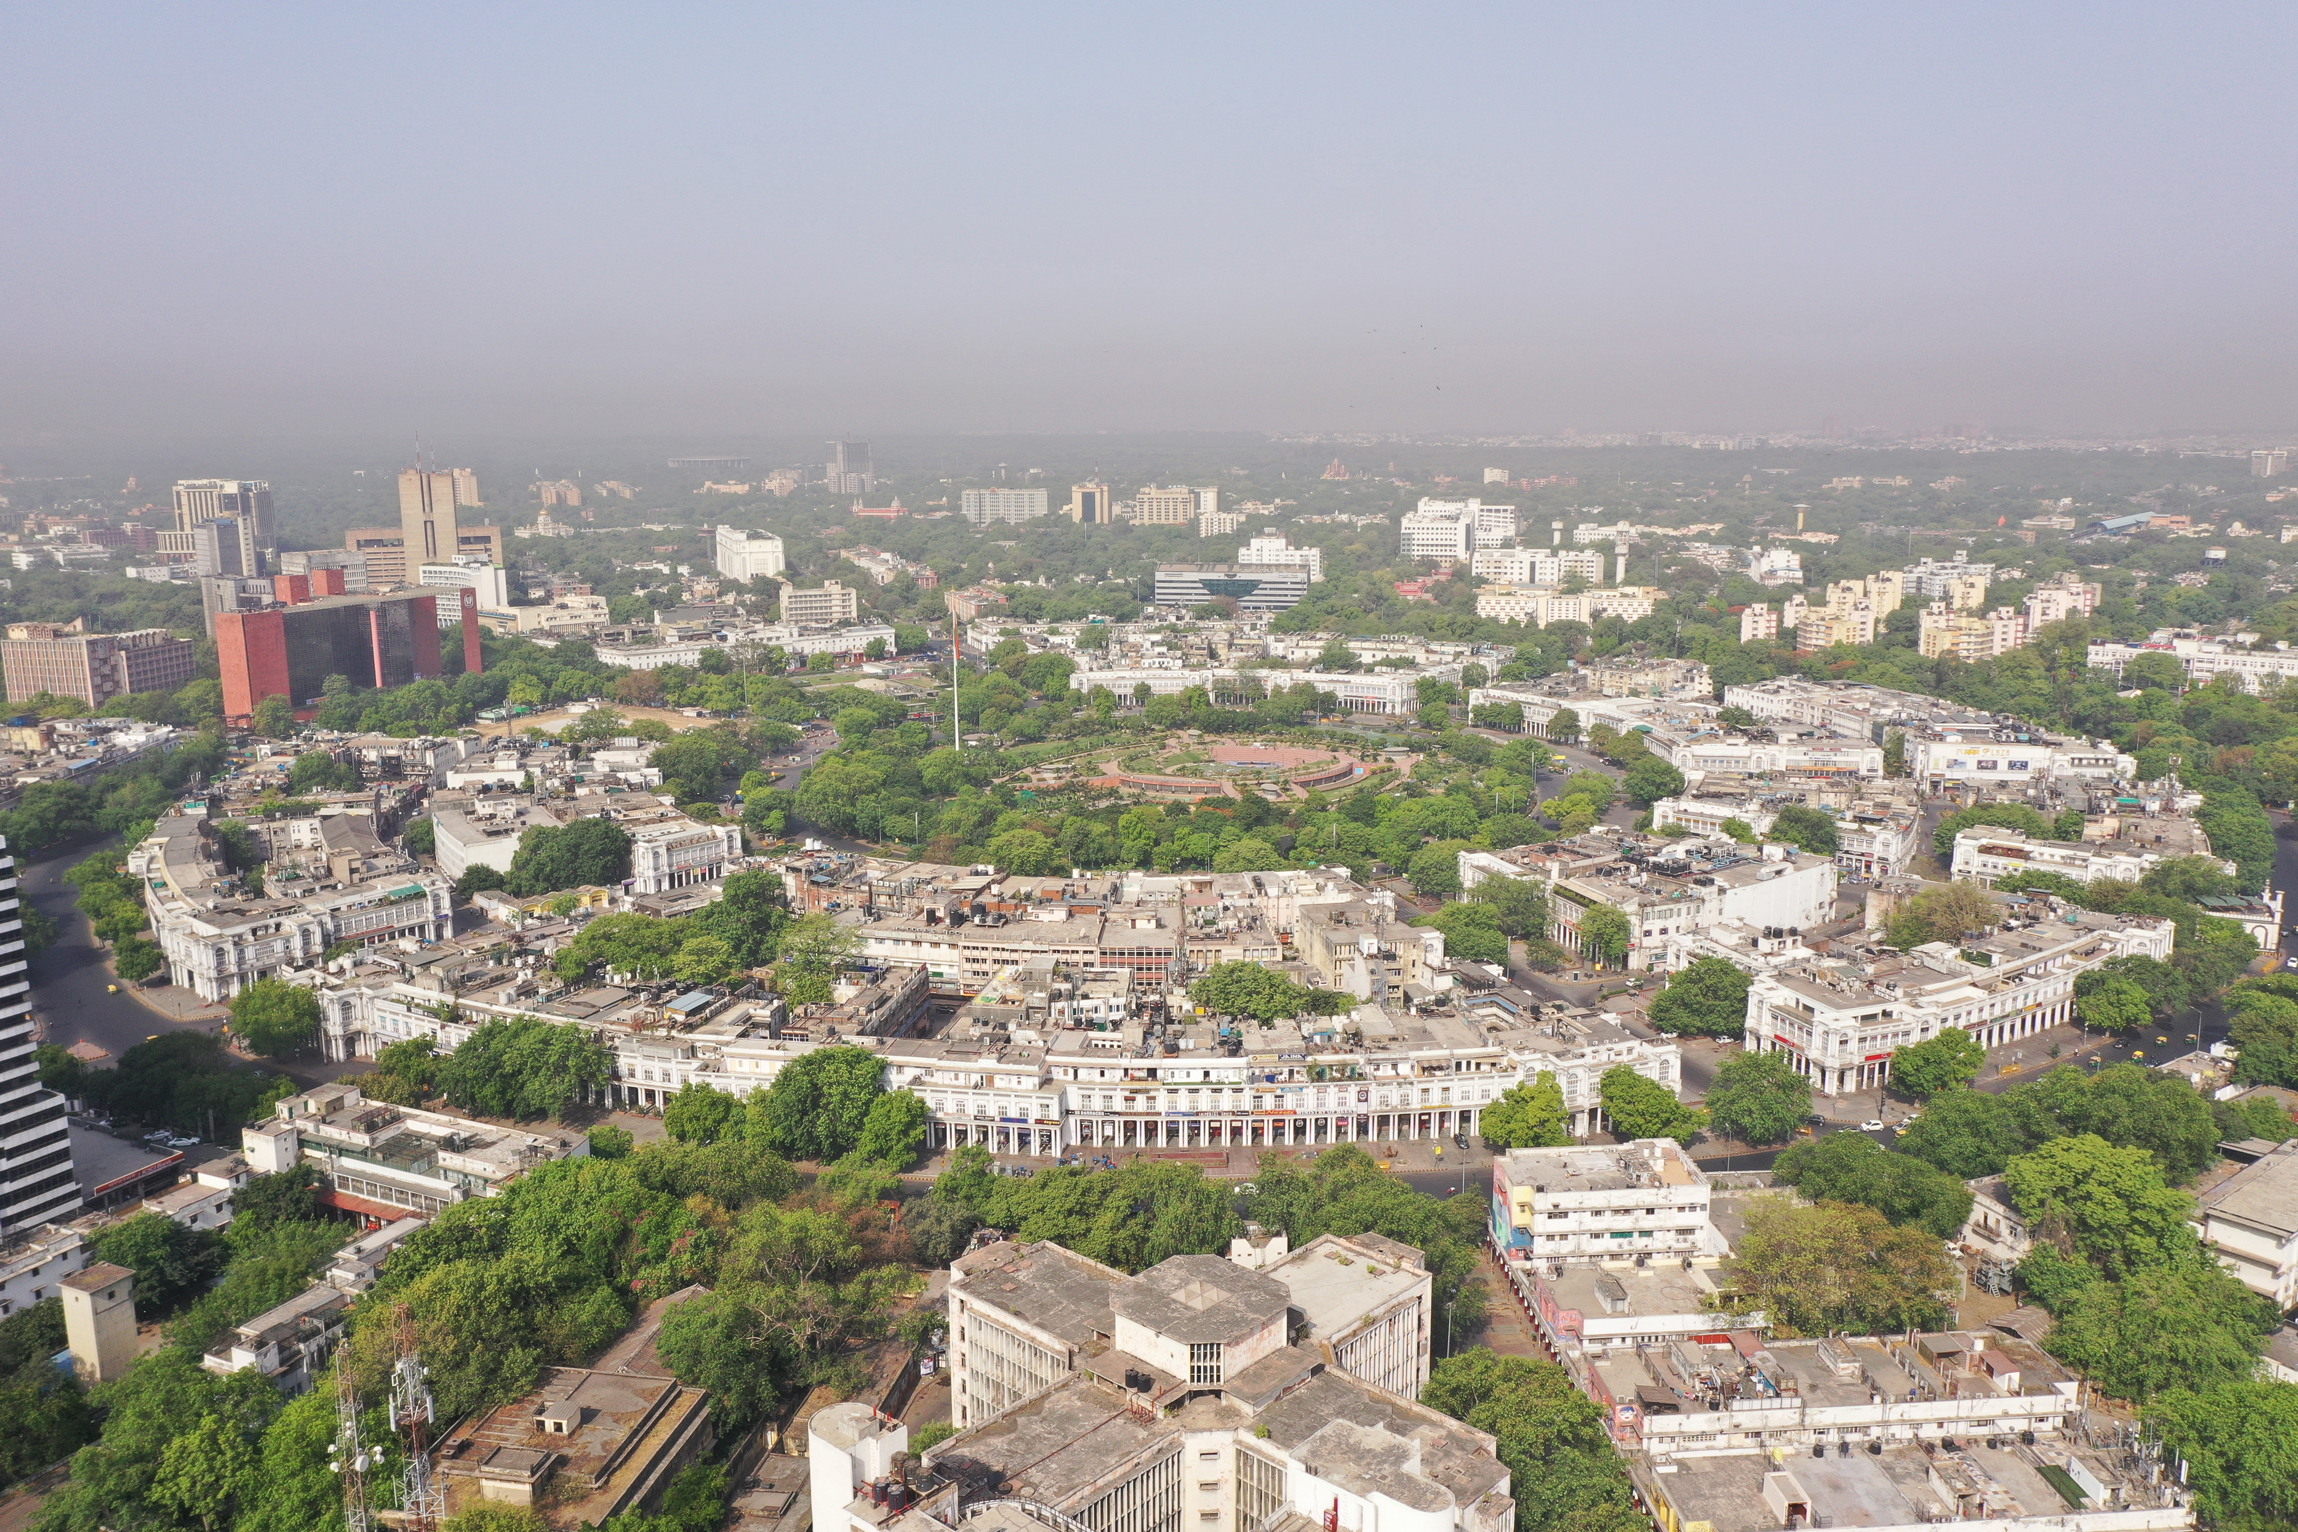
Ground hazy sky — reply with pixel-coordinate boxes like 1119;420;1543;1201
5;3;2294;441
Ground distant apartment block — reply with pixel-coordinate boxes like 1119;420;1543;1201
1197;504;1246;537
1152;564;1310;613
960;487;1050;526
2255;449;2288;478
1237;531;1323;581
826;440;874;495
1484;467;1510;484
1400;499;1480;561
1131;485;1199;527
1904;556;1995;604
533;478;583;507
1470;547;1605;584
1739;603;1779;642
2024;571;2102;627
1919;602;2027;662
167;479;275;571
713;527;786;584
0;624;196;708
1746;546;1803;587
1066;482;1113;525
780;581;861;626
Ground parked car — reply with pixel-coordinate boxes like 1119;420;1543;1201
1859;1120;1887;1132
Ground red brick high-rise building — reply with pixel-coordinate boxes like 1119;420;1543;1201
216;586;480;721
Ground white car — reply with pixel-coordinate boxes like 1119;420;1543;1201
1859;1120;1887;1132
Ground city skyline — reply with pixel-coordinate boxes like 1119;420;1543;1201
2;5;2294;444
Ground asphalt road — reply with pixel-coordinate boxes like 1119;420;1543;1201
20;835;214;1065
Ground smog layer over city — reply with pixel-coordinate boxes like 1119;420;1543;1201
0;8;2293;1532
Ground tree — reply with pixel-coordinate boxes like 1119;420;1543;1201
1414;902;1508;965
1892;1087;2027;1178
1314;638;1358;672
1546;708;1580;744
1481;1072;1569;1149
1620;754;1685;806
1189;962;1351;1023
435;1018;612;1120
672;934;740;987
2098;954;2189;1019
2045;1259;2277;1403
2003;1134;2195;1277
1407;840;1472;900
856;1090;929;1168
250;694;296;739
228;978;322;1059
1717;816;1757;844
2147;1380;2298;1530
1647;957;1750;1038
554;911;685;982
1771;1132;1974;1238
1888;1027;1985;1097
150;1411;262;1531
1467;874;1550;940
1706;1049;1811;1146
506;816;633;897
92;1211;223;1316
1577;905;1629;968
750;1045;884;1162
2074;970;2152;1032
905;1195;980;1266
1769;805;1839;855
1597;1067;1706;1146
1719;1197;1957;1336
664;1081;745;1144
775;912;861;1006
230;1165;321;1232
1885;880;2001;948
1419;1349;1641;1532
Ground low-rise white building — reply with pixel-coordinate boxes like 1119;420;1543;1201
2194;1139;2298;1309
1490;1138;1714;1266
132;814;453;1002
431;798;564;881
1742;904;2176;1096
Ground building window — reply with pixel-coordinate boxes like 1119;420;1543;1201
1236;1451;1285;1532
1189;1342;1223;1385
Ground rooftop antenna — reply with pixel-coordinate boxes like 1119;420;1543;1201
392;1306;446;1532
329;1364;374;1532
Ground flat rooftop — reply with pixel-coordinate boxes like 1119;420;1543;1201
1653;1436;2157;1532
1542;1263;1724;1325
1269;1235;1427;1344
2199;1141;2298;1239
952;1241;1127;1349
1113;1255;1290;1345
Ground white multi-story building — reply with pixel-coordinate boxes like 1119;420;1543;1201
1739;602;1778;641
605;797;745;895
2088;635;2298;695
1904;555;1997;602
242;1081;587;1220
1747;547;1802;586
0;834;76;1232
430;799;564;882
2194;1140;2298;1309
1400;500;1481;561
960;487;1051;525
712;526;786;583
1237;531;1324;581
1490;1139;1714;1266
1197;503;1246;537
1905;734;2133;786
132;814;453;1001
1665;734;1884;780
416;561;510;610
1949;825;2201;889
1130;484;1200;527
2024;571;2102;627
1469;547;1605;584
1471;501;1517;544
780;580;861;626
1742;904;2175;1096
1476;585;1659;627
1151;564;1311;612
948;1231;1434;1432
